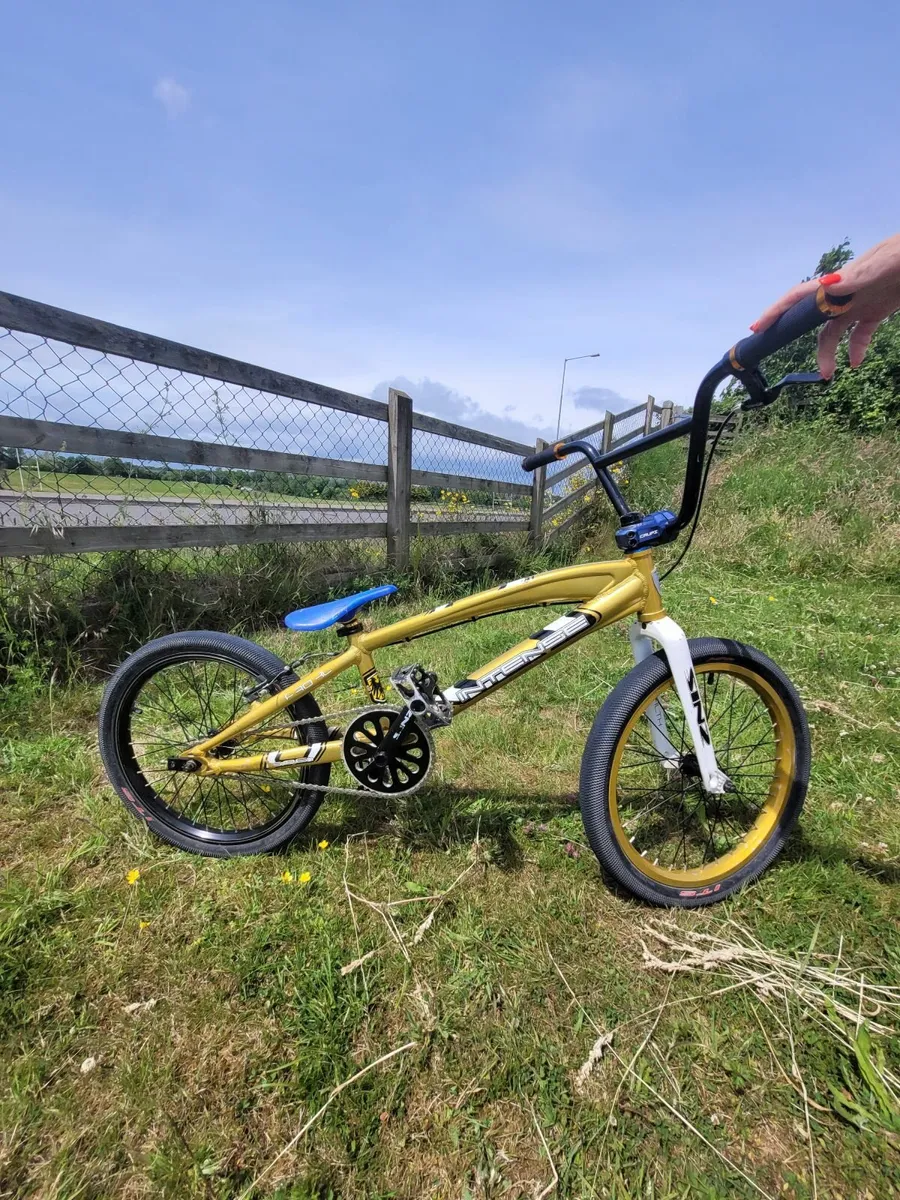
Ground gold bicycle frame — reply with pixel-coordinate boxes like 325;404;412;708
184;550;666;777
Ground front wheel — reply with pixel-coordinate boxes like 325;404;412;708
579;638;809;907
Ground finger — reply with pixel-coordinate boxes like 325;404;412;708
817;314;854;378
847;317;881;368
752;278;820;333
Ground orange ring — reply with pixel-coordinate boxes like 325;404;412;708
815;285;853;317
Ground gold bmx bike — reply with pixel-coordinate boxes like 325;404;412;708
99;284;853;906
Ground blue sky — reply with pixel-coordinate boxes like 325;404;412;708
2;0;898;443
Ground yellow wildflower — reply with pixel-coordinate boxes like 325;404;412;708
317;839;330;851
299;871;311;885
126;869;141;886
709;597;718;605
139;920;150;931
281;869;294;884
768;595;776;601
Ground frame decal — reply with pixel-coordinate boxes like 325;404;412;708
362;668;386;702
444;611;597;705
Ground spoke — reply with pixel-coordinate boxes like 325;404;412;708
234;777;256;829
673;790;693;870
132;736;187;750
721;704;768;749
645;704;687;753
622;793;682;829
725;675;736;761
726;769;782;779
221;780;242;831
163;772;190;814
633;714;684;758
153;671;200;740
223;668;247;731
617;782;680;797
729;761;776;780
703;804;719;864
726;738;777;773
207;660;225;724
199;660;221;732
620;748;670;765
179;662;213;733
706;686;754;738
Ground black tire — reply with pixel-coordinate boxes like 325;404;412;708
99;631;331;857
579;638;809;907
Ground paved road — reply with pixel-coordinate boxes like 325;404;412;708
0;490;526;528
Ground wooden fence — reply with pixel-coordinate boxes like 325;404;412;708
0;291;674;568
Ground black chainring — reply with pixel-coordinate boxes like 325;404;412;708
342;707;433;795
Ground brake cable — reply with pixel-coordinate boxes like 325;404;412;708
658;404;740;581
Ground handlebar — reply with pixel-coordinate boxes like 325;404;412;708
521;283;856;550
721;284;853;374
521;442;568;472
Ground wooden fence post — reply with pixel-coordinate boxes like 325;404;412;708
602;410;615;451
660;400;674;429
644;395;655;435
387;387;413;572
528;437;548;547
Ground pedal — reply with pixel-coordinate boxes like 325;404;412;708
390;664;452;728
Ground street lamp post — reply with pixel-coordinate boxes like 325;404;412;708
555;353;600;440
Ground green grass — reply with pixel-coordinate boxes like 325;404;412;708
4;469;526;515
1;418;899;1197
4;468;382;506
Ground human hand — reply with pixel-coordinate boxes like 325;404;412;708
751;234;900;378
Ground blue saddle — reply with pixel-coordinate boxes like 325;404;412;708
284;584;398;632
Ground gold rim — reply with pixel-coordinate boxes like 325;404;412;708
608;663;795;887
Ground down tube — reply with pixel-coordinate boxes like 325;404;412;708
444;574;645;711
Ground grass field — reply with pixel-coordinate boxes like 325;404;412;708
1;419;899;1198
2;469;375;507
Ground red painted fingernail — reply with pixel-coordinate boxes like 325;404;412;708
820;272;842;286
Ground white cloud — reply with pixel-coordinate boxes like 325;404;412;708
153;76;190;119
371;376;554;446
572;385;634;414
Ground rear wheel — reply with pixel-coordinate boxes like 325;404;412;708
579;638;809;906
99;631;331;856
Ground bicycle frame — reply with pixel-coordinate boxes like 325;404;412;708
182;549;729;795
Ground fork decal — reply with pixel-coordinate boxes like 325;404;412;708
687;669;711;745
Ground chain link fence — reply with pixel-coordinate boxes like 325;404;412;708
0;292;674;671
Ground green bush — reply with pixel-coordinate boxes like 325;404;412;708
727;239;900;430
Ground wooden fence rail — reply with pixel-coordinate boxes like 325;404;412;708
0;290;678;562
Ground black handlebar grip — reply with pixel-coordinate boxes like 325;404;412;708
521;442;567;471
724;285;854;374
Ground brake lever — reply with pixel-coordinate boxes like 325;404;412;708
767;370;827;396
736;368;773;411
740;370;828;411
